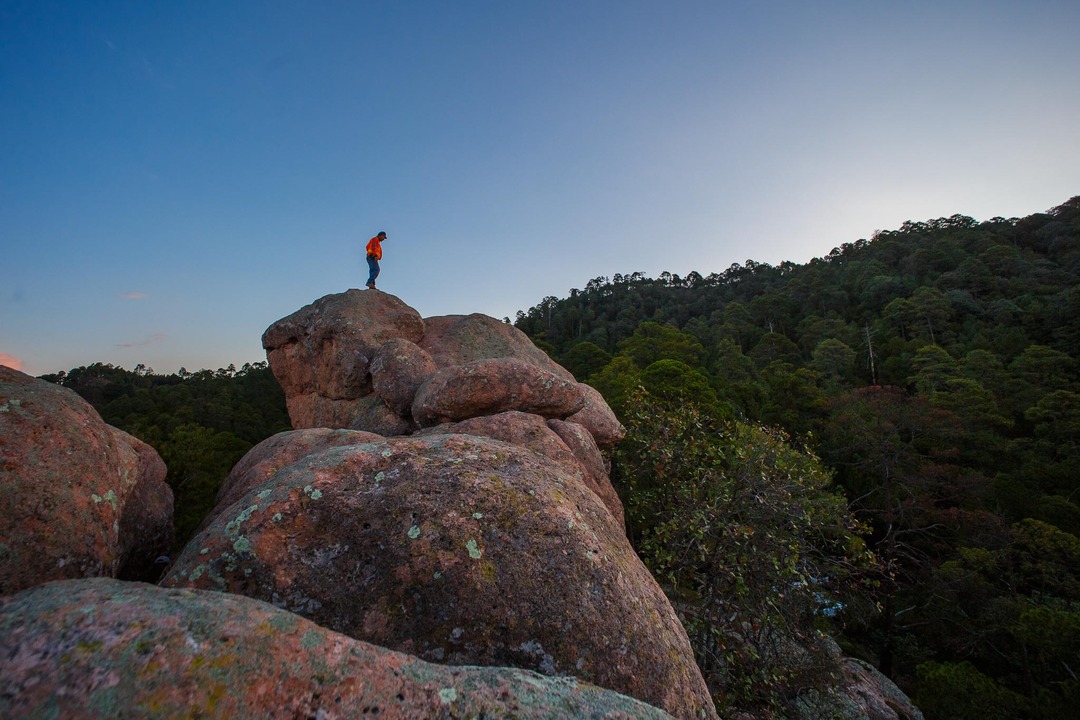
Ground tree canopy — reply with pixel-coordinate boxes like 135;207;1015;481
516;197;1080;719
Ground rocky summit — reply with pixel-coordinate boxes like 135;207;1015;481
261;291;624;449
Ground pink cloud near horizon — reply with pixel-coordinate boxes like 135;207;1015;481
120;291;147;299
0;353;24;371
116;333;167;349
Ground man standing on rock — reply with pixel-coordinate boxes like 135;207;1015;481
365;231;387;289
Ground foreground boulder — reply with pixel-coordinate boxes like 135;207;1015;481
164;432;716;719
0;367;173;594
0;577;675;719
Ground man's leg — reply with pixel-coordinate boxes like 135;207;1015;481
366;257;380;287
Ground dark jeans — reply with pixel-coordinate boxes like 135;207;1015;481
366;255;380;286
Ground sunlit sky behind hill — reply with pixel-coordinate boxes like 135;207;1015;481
2;1;1079;377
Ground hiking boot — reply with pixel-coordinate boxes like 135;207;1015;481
366;282;375;289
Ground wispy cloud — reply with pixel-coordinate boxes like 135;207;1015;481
120;292;147;300
0;353;24;371
116;333;167;349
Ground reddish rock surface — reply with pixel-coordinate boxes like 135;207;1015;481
548;418;625;529
419;412;624;528
1;577;675;719
412;358;585;427
370;337;437;416
209;428;383;528
261;290;424;428
568;382;626;450
261;297;622;455
0;367;173;595
163;433;716;719
419;313;575;380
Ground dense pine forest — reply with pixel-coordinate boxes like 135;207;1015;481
514;197;1080;719
39;362;291;543
42;197;1078;718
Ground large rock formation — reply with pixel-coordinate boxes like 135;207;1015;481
230;291;717;716
261;291;624;449
0;367;173;595
163;431;714;719
1;577;675;719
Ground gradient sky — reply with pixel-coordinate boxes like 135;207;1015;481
3;1;1079;377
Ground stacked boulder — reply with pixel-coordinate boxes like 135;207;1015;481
158;290;717;719
260;289;627;525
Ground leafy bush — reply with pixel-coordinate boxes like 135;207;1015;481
615;388;875;715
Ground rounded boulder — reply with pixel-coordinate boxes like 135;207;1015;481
0;367;173;594
163;433;715;719
1;577;675;719
411;358;585;427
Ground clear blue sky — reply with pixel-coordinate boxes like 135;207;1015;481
3;1;1078;377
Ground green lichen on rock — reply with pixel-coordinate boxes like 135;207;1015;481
224;505;259;539
466;539;482;559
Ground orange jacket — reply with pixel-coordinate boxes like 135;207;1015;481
365;236;383;261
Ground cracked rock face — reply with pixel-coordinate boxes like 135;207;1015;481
163;431;715;720
0;366;173;595
1;577;676;720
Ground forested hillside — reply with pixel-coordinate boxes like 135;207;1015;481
39;198;1078;718
40;362;291;544
515;197;1080;719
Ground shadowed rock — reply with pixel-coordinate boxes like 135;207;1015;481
163;433;716;719
370;337;438;416
412;358;585;427
113;429;173;582
835;656;926;720
1;577;675;719
0;367;173;594
547;418;625;529
348;393;417;436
